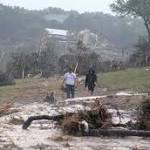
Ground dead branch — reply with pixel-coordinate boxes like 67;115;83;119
23;115;64;129
22;114;72;129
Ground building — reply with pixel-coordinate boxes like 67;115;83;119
45;28;68;41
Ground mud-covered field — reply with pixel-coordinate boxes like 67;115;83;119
0;96;150;150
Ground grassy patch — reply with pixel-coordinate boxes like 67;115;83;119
0;79;34;98
98;67;150;92
0;77;63;104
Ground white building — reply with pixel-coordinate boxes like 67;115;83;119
45;28;68;41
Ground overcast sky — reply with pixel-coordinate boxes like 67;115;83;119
0;0;114;13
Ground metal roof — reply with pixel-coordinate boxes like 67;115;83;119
45;28;68;36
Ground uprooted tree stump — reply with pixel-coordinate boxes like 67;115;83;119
22;102;112;133
62;103;112;135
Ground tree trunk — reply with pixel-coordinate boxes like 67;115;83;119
74;61;79;73
89;129;150;137
22;67;25;79
144;19;150;43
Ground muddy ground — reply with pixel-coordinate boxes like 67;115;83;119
0;77;150;150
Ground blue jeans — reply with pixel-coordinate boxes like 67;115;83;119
65;84;75;98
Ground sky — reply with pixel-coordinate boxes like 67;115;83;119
0;0;114;14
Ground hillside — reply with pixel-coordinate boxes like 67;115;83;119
0;5;46;42
0;4;146;49
0;4;147;72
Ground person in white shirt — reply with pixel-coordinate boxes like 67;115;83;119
63;68;76;98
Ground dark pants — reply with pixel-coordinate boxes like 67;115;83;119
65;84;75;98
88;83;95;92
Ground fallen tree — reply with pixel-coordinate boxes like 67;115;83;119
89;129;150;137
22;99;150;137
22;114;150;137
23;102;111;130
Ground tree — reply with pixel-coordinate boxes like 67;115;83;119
37;32;58;77
110;0;150;42
8;52;27;78
8;38;58;78
38;41;58;77
66;39;90;73
74;40;88;73
129;38;150;66
58;52;100;75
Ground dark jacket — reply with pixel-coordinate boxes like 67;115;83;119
85;69;97;88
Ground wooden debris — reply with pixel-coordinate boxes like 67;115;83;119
22;98;150;137
89;128;150;137
23;114;68;129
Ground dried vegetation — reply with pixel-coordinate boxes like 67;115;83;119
62;101;112;135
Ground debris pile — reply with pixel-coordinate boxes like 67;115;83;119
62;101;112;135
21;96;150;137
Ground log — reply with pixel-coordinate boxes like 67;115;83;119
22;115;64;129
89;129;150;137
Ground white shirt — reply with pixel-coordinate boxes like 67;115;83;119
64;72;76;85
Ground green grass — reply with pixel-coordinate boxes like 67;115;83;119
0;77;63;103
98;67;150;92
0;78;38;99
1;67;150;104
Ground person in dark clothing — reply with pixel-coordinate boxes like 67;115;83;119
85;68;97;95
